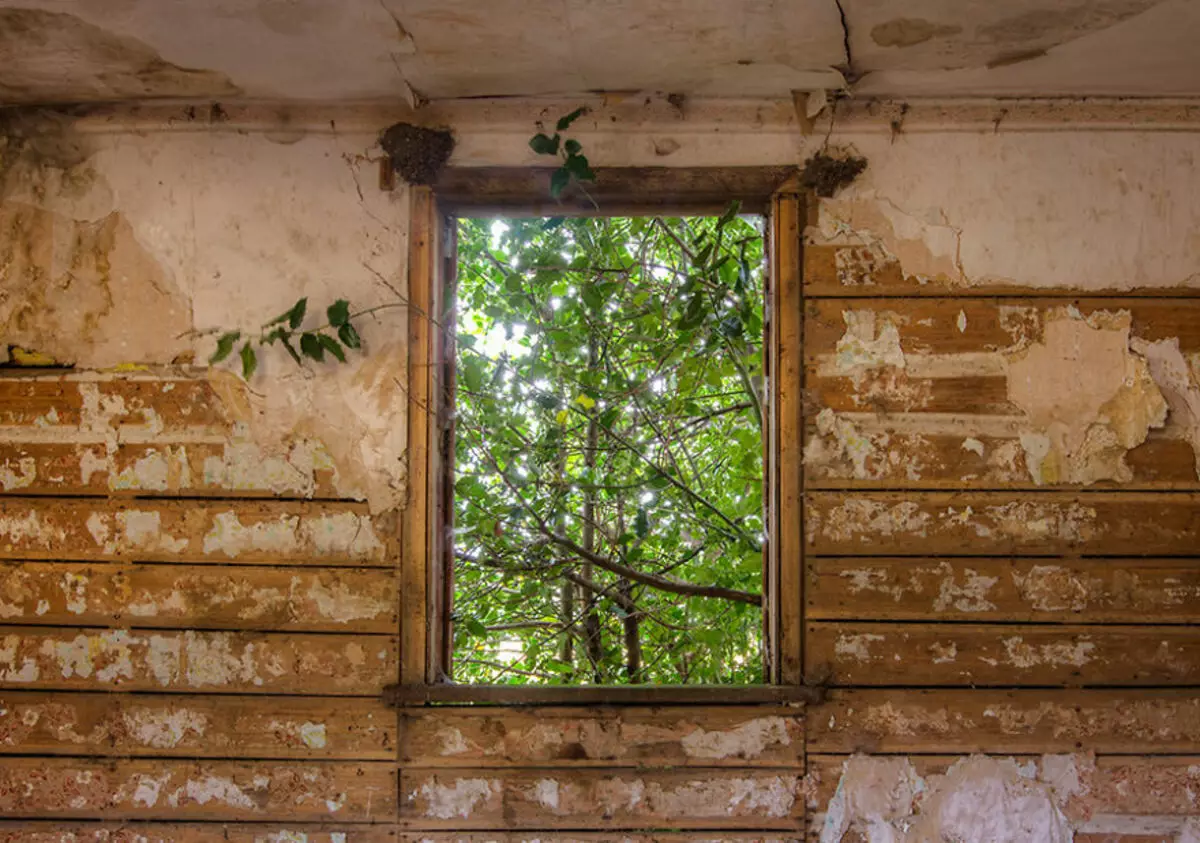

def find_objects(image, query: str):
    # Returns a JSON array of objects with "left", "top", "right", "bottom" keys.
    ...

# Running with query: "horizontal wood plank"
[
  {"left": 0, "top": 826, "right": 396, "bottom": 843},
  {"left": 805, "top": 492, "right": 1200, "bottom": 556},
  {"left": 387, "top": 684, "right": 821, "bottom": 706},
  {"left": 434, "top": 166, "right": 793, "bottom": 216},
  {"left": 0, "top": 692, "right": 394, "bottom": 758},
  {"left": 0, "top": 628, "right": 395, "bottom": 694},
  {"left": 804, "top": 428, "right": 1200, "bottom": 490},
  {"left": 806, "top": 557, "right": 1200, "bottom": 622},
  {"left": 398, "top": 769, "right": 804, "bottom": 830},
  {"left": 808, "top": 689, "right": 1200, "bottom": 754},
  {"left": 802, "top": 298, "right": 1200, "bottom": 489},
  {"left": 803, "top": 244, "right": 1200, "bottom": 298},
  {"left": 807, "top": 754, "right": 1200, "bottom": 818},
  {"left": 0, "top": 562, "right": 398, "bottom": 632},
  {"left": 398, "top": 835, "right": 800, "bottom": 842},
  {"left": 804, "top": 298, "right": 1200, "bottom": 361},
  {"left": 807, "top": 622, "right": 1200, "bottom": 687},
  {"left": 0, "top": 377, "right": 229, "bottom": 430},
  {"left": 400, "top": 706, "right": 803, "bottom": 768},
  {"left": 0, "top": 759, "right": 395, "bottom": 821},
  {"left": 0, "top": 499, "right": 391, "bottom": 565},
  {"left": 0, "top": 442, "right": 342, "bottom": 498},
  {"left": 0, "top": 375, "right": 348, "bottom": 498}
]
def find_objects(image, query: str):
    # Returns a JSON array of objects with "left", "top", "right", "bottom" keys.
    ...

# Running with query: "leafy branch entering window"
[{"left": 453, "top": 204, "right": 765, "bottom": 685}]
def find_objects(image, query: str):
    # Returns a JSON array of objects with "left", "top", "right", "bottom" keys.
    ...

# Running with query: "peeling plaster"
[
  {"left": 0, "top": 122, "right": 409, "bottom": 514},
  {"left": 416, "top": 777, "right": 496, "bottom": 819},
  {"left": 679, "top": 717, "right": 792, "bottom": 760},
  {"left": 1007, "top": 308, "right": 1168, "bottom": 484},
  {"left": 819, "top": 754, "right": 1079, "bottom": 843}
]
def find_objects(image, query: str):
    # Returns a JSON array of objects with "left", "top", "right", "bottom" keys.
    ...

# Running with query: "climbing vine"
[
  {"left": 208, "top": 297, "right": 363, "bottom": 379},
  {"left": 529, "top": 107, "right": 595, "bottom": 198}
]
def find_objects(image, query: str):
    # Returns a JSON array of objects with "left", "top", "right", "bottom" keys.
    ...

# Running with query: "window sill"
[{"left": 382, "top": 682, "right": 823, "bottom": 708}]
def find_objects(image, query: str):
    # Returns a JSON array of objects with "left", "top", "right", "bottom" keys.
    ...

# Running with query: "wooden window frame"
[{"left": 397, "top": 166, "right": 808, "bottom": 704}]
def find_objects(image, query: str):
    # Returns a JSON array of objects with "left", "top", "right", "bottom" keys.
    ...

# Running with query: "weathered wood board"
[
  {"left": 808, "top": 689, "right": 1200, "bottom": 754},
  {"left": 0, "top": 759, "right": 396, "bottom": 821},
  {"left": 0, "top": 825, "right": 398, "bottom": 843},
  {"left": 803, "top": 244, "right": 1200, "bottom": 299},
  {"left": 807, "top": 622, "right": 1200, "bottom": 686},
  {"left": 0, "top": 627, "right": 395, "bottom": 694},
  {"left": 0, "top": 375, "right": 344, "bottom": 498},
  {"left": 0, "top": 499, "right": 391, "bottom": 565},
  {"left": 398, "top": 769, "right": 805, "bottom": 830},
  {"left": 0, "top": 692, "right": 394, "bottom": 758},
  {"left": 802, "top": 297, "right": 1200, "bottom": 489},
  {"left": 398, "top": 836, "right": 801, "bottom": 842},
  {"left": 805, "top": 491, "right": 1200, "bottom": 556},
  {"left": 806, "top": 557, "right": 1200, "bottom": 622},
  {"left": 0, "top": 442, "right": 343, "bottom": 498},
  {"left": 0, "top": 377, "right": 228, "bottom": 430},
  {"left": 807, "top": 754, "right": 1200, "bottom": 817},
  {"left": 0, "top": 562, "right": 398, "bottom": 632},
  {"left": 400, "top": 706, "right": 804, "bottom": 768}
]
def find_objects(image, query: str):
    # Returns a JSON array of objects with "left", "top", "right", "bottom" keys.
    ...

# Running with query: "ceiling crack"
[{"left": 832, "top": 0, "right": 861, "bottom": 86}]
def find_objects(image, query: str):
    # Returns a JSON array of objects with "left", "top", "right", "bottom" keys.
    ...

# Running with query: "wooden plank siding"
[
  {"left": 0, "top": 498, "right": 391, "bottom": 565},
  {"left": 0, "top": 692, "right": 394, "bottom": 758},
  {"left": 807, "top": 556, "right": 1200, "bottom": 623},
  {"left": 808, "top": 689, "right": 1200, "bottom": 755},
  {"left": 0, "top": 562, "right": 398, "bottom": 632},
  {"left": 0, "top": 826, "right": 399, "bottom": 843},
  {"left": 0, "top": 758, "right": 396, "bottom": 821},
  {"left": 799, "top": 257, "right": 1200, "bottom": 840},
  {"left": 0, "top": 374, "right": 346, "bottom": 498},
  {"left": 808, "top": 622, "right": 1200, "bottom": 687},
  {"left": 400, "top": 706, "right": 804, "bottom": 768},
  {"left": 805, "top": 755, "right": 1200, "bottom": 843},
  {"left": 802, "top": 297, "right": 1200, "bottom": 490},
  {"left": 805, "top": 491, "right": 1200, "bottom": 556},
  {"left": 0, "top": 365, "right": 406, "bottom": 828},
  {"left": 0, "top": 627, "right": 395, "bottom": 694},
  {"left": 399, "top": 768, "right": 804, "bottom": 830}
]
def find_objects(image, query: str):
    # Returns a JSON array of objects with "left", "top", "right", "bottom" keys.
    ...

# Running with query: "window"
[
  {"left": 398, "top": 168, "right": 803, "bottom": 695},
  {"left": 453, "top": 212, "right": 765, "bottom": 685}
]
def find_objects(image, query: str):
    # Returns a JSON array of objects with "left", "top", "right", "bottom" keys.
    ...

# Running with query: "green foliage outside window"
[{"left": 452, "top": 207, "right": 766, "bottom": 685}]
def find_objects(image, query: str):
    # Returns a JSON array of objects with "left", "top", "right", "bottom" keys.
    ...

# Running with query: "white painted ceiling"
[{"left": 0, "top": 0, "right": 1196, "bottom": 104}]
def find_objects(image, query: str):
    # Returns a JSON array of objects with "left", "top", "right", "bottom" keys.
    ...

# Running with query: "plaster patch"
[
  {"left": 933, "top": 565, "right": 999, "bottom": 613},
  {"left": 417, "top": 777, "right": 496, "bottom": 819},
  {"left": 835, "top": 633, "right": 885, "bottom": 664},
  {"left": 1007, "top": 309, "right": 1167, "bottom": 484},
  {"left": 123, "top": 706, "right": 209, "bottom": 749},
  {"left": 1003, "top": 635, "right": 1096, "bottom": 668},
  {"left": 817, "top": 193, "right": 964, "bottom": 286},
  {"left": 680, "top": 717, "right": 792, "bottom": 759},
  {"left": 1132, "top": 336, "right": 1200, "bottom": 479},
  {"left": 819, "top": 754, "right": 1078, "bottom": 843}
]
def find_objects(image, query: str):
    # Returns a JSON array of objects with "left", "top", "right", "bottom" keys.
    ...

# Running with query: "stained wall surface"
[{"left": 0, "top": 103, "right": 1198, "bottom": 840}]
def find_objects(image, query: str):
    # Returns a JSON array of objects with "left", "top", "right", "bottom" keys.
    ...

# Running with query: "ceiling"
[{"left": 0, "top": 0, "right": 1196, "bottom": 105}]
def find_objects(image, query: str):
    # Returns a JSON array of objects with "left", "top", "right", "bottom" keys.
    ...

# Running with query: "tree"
[{"left": 453, "top": 208, "right": 765, "bottom": 685}]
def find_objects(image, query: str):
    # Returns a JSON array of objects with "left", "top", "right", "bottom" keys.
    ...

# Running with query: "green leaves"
[
  {"left": 549, "top": 168, "right": 571, "bottom": 199},
  {"left": 327, "top": 299, "right": 350, "bottom": 327},
  {"left": 556, "top": 107, "right": 587, "bottom": 131},
  {"left": 529, "top": 133, "right": 560, "bottom": 156},
  {"left": 239, "top": 342, "right": 257, "bottom": 380},
  {"left": 529, "top": 108, "right": 596, "bottom": 202},
  {"left": 209, "top": 331, "right": 240, "bottom": 364},
  {"left": 208, "top": 296, "right": 361, "bottom": 380},
  {"left": 300, "top": 332, "right": 324, "bottom": 362},
  {"left": 338, "top": 323, "right": 361, "bottom": 349},
  {"left": 268, "top": 298, "right": 307, "bottom": 330}
]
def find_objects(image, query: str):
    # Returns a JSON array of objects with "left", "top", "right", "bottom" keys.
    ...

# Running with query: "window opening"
[{"left": 450, "top": 210, "right": 767, "bottom": 685}]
